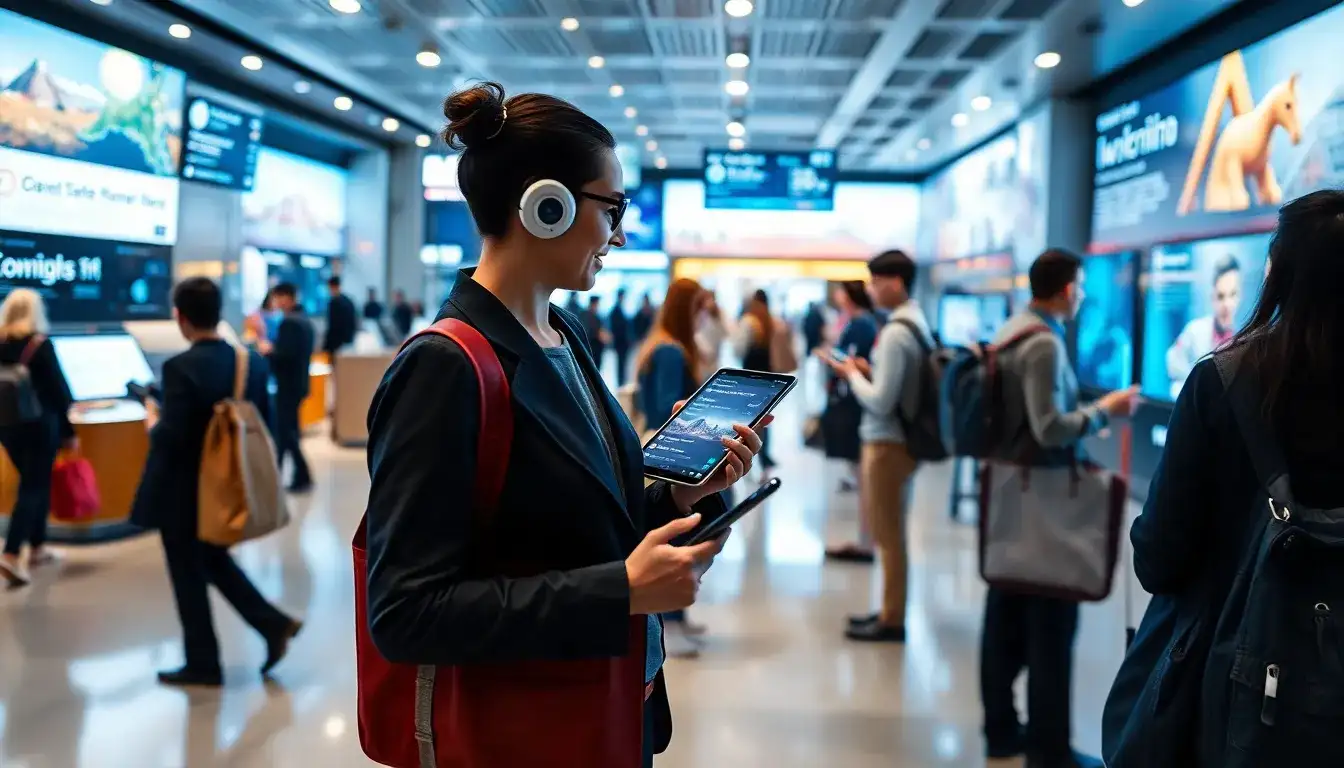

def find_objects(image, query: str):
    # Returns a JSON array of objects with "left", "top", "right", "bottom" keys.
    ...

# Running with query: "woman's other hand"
[{"left": 626, "top": 514, "right": 729, "bottom": 615}]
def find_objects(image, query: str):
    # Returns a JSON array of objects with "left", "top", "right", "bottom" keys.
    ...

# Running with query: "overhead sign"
[
  {"left": 0, "top": 228, "right": 172, "bottom": 322},
  {"left": 182, "top": 95, "right": 263, "bottom": 190},
  {"left": 702, "top": 149, "right": 836, "bottom": 211}
]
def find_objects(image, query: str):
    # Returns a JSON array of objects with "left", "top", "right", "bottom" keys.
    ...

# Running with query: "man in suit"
[
  {"left": 323, "top": 276, "right": 358, "bottom": 357},
  {"left": 580, "top": 295, "right": 609, "bottom": 372},
  {"left": 264, "top": 282, "right": 316, "bottom": 493},
  {"left": 608, "top": 288, "right": 632, "bottom": 386},
  {"left": 362, "top": 287, "right": 384, "bottom": 324},
  {"left": 130, "top": 277, "right": 302, "bottom": 687}
]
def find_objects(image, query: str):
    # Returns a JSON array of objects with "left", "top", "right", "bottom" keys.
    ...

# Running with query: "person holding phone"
[{"left": 364, "top": 82, "right": 767, "bottom": 768}]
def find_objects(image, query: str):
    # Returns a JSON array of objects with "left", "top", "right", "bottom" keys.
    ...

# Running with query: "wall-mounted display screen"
[
  {"left": 1141, "top": 233, "right": 1272, "bottom": 401},
  {"left": 938, "top": 294, "right": 984, "bottom": 348},
  {"left": 1091, "top": 4, "right": 1344, "bottom": 250},
  {"left": 0, "top": 8, "right": 185, "bottom": 245},
  {"left": 622, "top": 182, "right": 663, "bottom": 252},
  {"left": 663, "top": 180, "right": 918, "bottom": 259},
  {"left": 241, "top": 147, "right": 347, "bottom": 256},
  {"left": 703, "top": 149, "right": 836, "bottom": 211},
  {"left": 241, "top": 246, "right": 336, "bottom": 318},
  {"left": 1076, "top": 251, "right": 1137, "bottom": 392},
  {"left": 421, "top": 153, "right": 463, "bottom": 202},
  {"left": 50, "top": 333, "right": 155, "bottom": 402},
  {"left": 181, "top": 94, "right": 262, "bottom": 190},
  {"left": 0, "top": 228, "right": 171, "bottom": 322}
]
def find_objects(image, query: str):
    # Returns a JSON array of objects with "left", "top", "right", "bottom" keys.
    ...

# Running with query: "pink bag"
[{"left": 51, "top": 455, "right": 100, "bottom": 522}]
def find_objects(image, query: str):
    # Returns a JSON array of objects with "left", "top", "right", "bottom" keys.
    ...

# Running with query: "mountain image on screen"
[
  {"left": 666, "top": 415, "right": 736, "bottom": 440},
  {"left": 0, "top": 54, "right": 182, "bottom": 177}
]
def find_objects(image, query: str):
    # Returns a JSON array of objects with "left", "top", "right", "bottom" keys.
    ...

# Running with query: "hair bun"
[{"left": 442, "top": 81, "right": 507, "bottom": 150}]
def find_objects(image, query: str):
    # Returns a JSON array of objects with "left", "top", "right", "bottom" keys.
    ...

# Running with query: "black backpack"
[
  {"left": 1201, "top": 348, "right": 1344, "bottom": 766},
  {"left": 937, "top": 325, "right": 1048, "bottom": 458},
  {"left": 0, "top": 335, "right": 44, "bottom": 428},
  {"left": 889, "top": 318, "right": 948, "bottom": 461}
]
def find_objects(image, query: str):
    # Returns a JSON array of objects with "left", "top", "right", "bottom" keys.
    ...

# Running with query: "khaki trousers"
[{"left": 860, "top": 441, "right": 918, "bottom": 626}]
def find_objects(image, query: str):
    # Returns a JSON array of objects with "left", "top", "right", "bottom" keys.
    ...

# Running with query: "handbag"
[
  {"left": 352, "top": 318, "right": 647, "bottom": 768},
  {"left": 50, "top": 451, "right": 100, "bottom": 522},
  {"left": 977, "top": 460, "right": 1127, "bottom": 601}
]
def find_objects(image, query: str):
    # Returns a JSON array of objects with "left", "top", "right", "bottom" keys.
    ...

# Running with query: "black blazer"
[
  {"left": 363, "top": 272, "right": 726, "bottom": 754},
  {"left": 130, "top": 339, "right": 271, "bottom": 534},
  {"left": 0, "top": 334, "right": 74, "bottom": 441},
  {"left": 323, "top": 293, "right": 358, "bottom": 354},
  {"left": 270, "top": 311, "right": 314, "bottom": 402}
]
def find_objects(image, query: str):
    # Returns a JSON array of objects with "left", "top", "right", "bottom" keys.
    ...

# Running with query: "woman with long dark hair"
[
  {"left": 1105, "top": 191, "right": 1344, "bottom": 766},
  {"left": 363, "top": 82, "right": 767, "bottom": 767}
]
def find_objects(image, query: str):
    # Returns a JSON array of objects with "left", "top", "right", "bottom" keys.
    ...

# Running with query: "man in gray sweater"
[
  {"left": 823, "top": 250, "right": 930, "bottom": 643},
  {"left": 981, "top": 249, "right": 1137, "bottom": 768}
]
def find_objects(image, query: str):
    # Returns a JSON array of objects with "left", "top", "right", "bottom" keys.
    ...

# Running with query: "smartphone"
[
  {"left": 126, "top": 381, "right": 158, "bottom": 403},
  {"left": 829, "top": 348, "right": 850, "bottom": 363},
  {"left": 677, "top": 478, "right": 781, "bottom": 546},
  {"left": 642, "top": 368, "right": 796, "bottom": 487}
]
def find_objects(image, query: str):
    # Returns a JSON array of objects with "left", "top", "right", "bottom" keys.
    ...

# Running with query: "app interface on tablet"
[{"left": 644, "top": 373, "right": 789, "bottom": 480}]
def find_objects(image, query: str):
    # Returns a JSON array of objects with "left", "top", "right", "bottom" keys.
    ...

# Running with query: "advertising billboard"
[
  {"left": 241, "top": 147, "right": 347, "bottom": 256},
  {"left": 1091, "top": 4, "right": 1344, "bottom": 250},
  {"left": 0, "top": 8, "right": 185, "bottom": 245},
  {"left": 0, "top": 228, "right": 172, "bottom": 322},
  {"left": 1075, "top": 251, "right": 1137, "bottom": 392}
]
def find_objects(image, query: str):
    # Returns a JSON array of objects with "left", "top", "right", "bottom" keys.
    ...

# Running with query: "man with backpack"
[
  {"left": 979, "top": 250, "right": 1137, "bottom": 768},
  {"left": 822, "top": 249, "right": 932, "bottom": 643}
]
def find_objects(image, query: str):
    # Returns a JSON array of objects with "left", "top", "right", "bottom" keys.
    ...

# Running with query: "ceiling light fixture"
[
  {"left": 168, "top": 23, "right": 191, "bottom": 39},
  {"left": 329, "top": 0, "right": 362, "bottom": 13},
  {"left": 645, "top": 140, "right": 658, "bottom": 151},
  {"left": 294, "top": 80, "right": 312, "bottom": 94},
  {"left": 724, "top": 79, "right": 749, "bottom": 97},
  {"left": 240, "top": 55, "right": 263, "bottom": 71},
  {"left": 728, "top": 137, "right": 746, "bottom": 151},
  {"left": 382, "top": 117, "right": 400, "bottom": 132},
  {"left": 609, "top": 84, "right": 624, "bottom": 97},
  {"left": 1034, "top": 51, "right": 1062, "bottom": 69},
  {"left": 334, "top": 95, "right": 354, "bottom": 111},
  {"left": 726, "top": 121, "right": 746, "bottom": 137},
  {"left": 89, "top": 0, "right": 113, "bottom": 5},
  {"left": 724, "top": 0, "right": 754, "bottom": 18},
  {"left": 416, "top": 134, "right": 432, "bottom": 148},
  {"left": 655, "top": 157, "right": 668, "bottom": 170},
  {"left": 624, "top": 106, "right": 638, "bottom": 118},
  {"left": 1122, "top": 0, "right": 1145, "bottom": 6},
  {"left": 951, "top": 113, "right": 969, "bottom": 127},
  {"left": 726, "top": 52, "right": 750, "bottom": 68},
  {"left": 916, "top": 138, "right": 932, "bottom": 150},
  {"left": 416, "top": 47, "right": 441, "bottom": 68},
  {"left": 636, "top": 125, "right": 649, "bottom": 136},
  {"left": 588, "top": 55, "right": 606, "bottom": 69},
  {"left": 561, "top": 17, "right": 580, "bottom": 31},
  {"left": 971, "top": 95, "right": 992, "bottom": 111}
]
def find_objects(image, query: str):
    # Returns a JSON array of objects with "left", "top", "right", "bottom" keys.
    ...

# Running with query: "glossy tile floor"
[{"left": 0, "top": 397, "right": 1138, "bottom": 767}]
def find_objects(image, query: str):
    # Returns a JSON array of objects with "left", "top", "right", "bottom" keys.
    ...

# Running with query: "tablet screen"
[
  {"left": 50, "top": 334, "right": 155, "bottom": 402},
  {"left": 643, "top": 369, "right": 793, "bottom": 484}
]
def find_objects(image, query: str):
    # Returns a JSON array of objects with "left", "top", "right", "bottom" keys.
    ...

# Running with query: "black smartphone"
[
  {"left": 677, "top": 478, "right": 781, "bottom": 547},
  {"left": 126, "top": 381, "right": 159, "bottom": 403}
]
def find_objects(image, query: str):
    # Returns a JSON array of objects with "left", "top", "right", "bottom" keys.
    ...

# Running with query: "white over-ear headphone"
[{"left": 518, "top": 179, "right": 575, "bottom": 239}]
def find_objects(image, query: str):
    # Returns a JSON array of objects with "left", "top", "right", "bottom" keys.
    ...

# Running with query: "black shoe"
[
  {"left": 825, "top": 545, "right": 875, "bottom": 564},
  {"left": 158, "top": 666, "right": 223, "bottom": 687},
  {"left": 287, "top": 480, "right": 314, "bottom": 494},
  {"left": 262, "top": 619, "right": 304, "bottom": 676},
  {"left": 845, "top": 621, "right": 906, "bottom": 643},
  {"left": 847, "top": 612, "right": 880, "bottom": 628},
  {"left": 985, "top": 726, "right": 1026, "bottom": 760}
]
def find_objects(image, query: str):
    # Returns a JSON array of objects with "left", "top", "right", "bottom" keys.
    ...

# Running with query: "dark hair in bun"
[{"left": 441, "top": 81, "right": 617, "bottom": 239}]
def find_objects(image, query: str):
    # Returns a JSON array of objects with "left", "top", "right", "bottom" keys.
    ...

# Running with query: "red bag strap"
[
  {"left": 18, "top": 334, "right": 44, "bottom": 367},
  {"left": 400, "top": 319, "right": 513, "bottom": 514}
]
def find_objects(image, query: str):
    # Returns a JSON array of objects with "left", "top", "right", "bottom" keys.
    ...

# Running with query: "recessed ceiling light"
[
  {"left": 726, "top": 52, "right": 750, "bottom": 68},
  {"left": 416, "top": 49, "right": 441, "bottom": 68},
  {"left": 588, "top": 55, "right": 606, "bottom": 69},
  {"left": 382, "top": 117, "right": 400, "bottom": 132},
  {"left": 971, "top": 95, "right": 992, "bottom": 111},
  {"left": 636, "top": 125, "right": 649, "bottom": 136},
  {"left": 561, "top": 17, "right": 580, "bottom": 31},
  {"left": 624, "top": 106, "right": 638, "bottom": 118},
  {"left": 168, "top": 23, "right": 191, "bottom": 39},
  {"left": 726, "top": 121, "right": 745, "bottom": 137},
  {"left": 415, "top": 134, "right": 432, "bottom": 148},
  {"left": 645, "top": 140, "right": 658, "bottom": 151},
  {"left": 294, "top": 80, "right": 312, "bottom": 94},
  {"left": 1123, "top": 0, "right": 1145, "bottom": 6},
  {"left": 917, "top": 138, "right": 932, "bottom": 150},
  {"left": 609, "top": 84, "right": 624, "bottom": 97},
  {"left": 951, "top": 113, "right": 969, "bottom": 127},
  {"left": 240, "top": 55, "right": 263, "bottom": 71},
  {"left": 89, "top": 0, "right": 113, "bottom": 5},
  {"left": 724, "top": 0, "right": 754, "bottom": 18},
  {"left": 728, "top": 137, "right": 746, "bottom": 151},
  {"left": 329, "top": 0, "right": 361, "bottom": 13},
  {"left": 1034, "top": 51, "right": 1062, "bottom": 69},
  {"left": 655, "top": 157, "right": 668, "bottom": 170},
  {"left": 724, "top": 79, "right": 749, "bottom": 97},
  {"left": 334, "top": 95, "right": 353, "bottom": 111}
]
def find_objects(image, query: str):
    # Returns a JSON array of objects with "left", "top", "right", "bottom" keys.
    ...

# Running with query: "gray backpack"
[{"left": 0, "top": 335, "right": 44, "bottom": 427}]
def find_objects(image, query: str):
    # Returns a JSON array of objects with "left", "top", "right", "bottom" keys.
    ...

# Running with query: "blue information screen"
[
  {"left": 703, "top": 149, "right": 837, "bottom": 211},
  {"left": 182, "top": 96, "right": 263, "bottom": 190}
]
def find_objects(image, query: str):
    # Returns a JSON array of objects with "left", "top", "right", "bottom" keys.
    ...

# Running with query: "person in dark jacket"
[
  {"left": 0, "top": 289, "right": 76, "bottom": 587},
  {"left": 390, "top": 289, "right": 414, "bottom": 340},
  {"left": 364, "top": 82, "right": 766, "bottom": 768},
  {"left": 362, "top": 287, "right": 384, "bottom": 323},
  {"left": 130, "top": 278, "right": 301, "bottom": 686},
  {"left": 581, "top": 294, "right": 609, "bottom": 369},
  {"left": 609, "top": 288, "right": 632, "bottom": 386},
  {"left": 1106, "top": 191, "right": 1341, "bottom": 766},
  {"left": 322, "top": 276, "right": 357, "bottom": 356},
  {"left": 632, "top": 293, "right": 655, "bottom": 343},
  {"left": 264, "top": 283, "right": 315, "bottom": 493}
]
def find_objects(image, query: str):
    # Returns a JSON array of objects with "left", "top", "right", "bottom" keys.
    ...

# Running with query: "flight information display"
[
  {"left": 181, "top": 95, "right": 263, "bottom": 190},
  {"left": 703, "top": 149, "right": 837, "bottom": 211}
]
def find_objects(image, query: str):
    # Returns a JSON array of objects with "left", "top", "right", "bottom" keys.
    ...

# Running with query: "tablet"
[
  {"left": 678, "top": 478, "right": 781, "bottom": 547},
  {"left": 50, "top": 333, "right": 156, "bottom": 402},
  {"left": 642, "top": 368, "right": 796, "bottom": 486}
]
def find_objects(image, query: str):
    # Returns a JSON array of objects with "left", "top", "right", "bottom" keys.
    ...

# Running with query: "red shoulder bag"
[{"left": 352, "top": 319, "right": 647, "bottom": 768}]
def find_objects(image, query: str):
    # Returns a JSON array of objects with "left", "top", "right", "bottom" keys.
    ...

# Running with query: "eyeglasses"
[{"left": 580, "top": 192, "right": 629, "bottom": 232}]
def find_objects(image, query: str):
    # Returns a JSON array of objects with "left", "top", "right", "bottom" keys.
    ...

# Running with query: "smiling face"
[{"left": 533, "top": 149, "right": 627, "bottom": 292}]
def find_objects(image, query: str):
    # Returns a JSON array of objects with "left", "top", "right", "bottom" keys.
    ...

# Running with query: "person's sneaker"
[
  {"left": 0, "top": 558, "right": 30, "bottom": 587},
  {"left": 663, "top": 622, "right": 700, "bottom": 659},
  {"left": 157, "top": 666, "right": 224, "bottom": 687},
  {"left": 844, "top": 622, "right": 906, "bottom": 643},
  {"left": 28, "top": 549, "right": 61, "bottom": 567},
  {"left": 847, "top": 612, "right": 880, "bottom": 628},
  {"left": 287, "top": 481, "right": 314, "bottom": 495},
  {"left": 262, "top": 619, "right": 304, "bottom": 676},
  {"left": 824, "top": 544, "right": 875, "bottom": 564}
]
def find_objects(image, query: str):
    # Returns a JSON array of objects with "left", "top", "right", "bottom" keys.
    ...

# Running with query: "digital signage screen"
[
  {"left": 703, "top": 149, "right": 836, "bottom": 211},
  {"left": 0, "top": 229, "right": 172, "bottom": 322},
  {"left": 938, "top": 294, "right": 983, "bottom": 348},
  {"left": 1141, "top": 233, "right": 1272, "bottom": 401},
  {"left": 241, "top": 147, "right": 347, "bottom": 256},
  {"left": 1091, "top": 4, "right": 1344, "bottom": 250},
  {"left": 622, "top": 182, "right": 663, "bottom": 252},
  {"left": 1075, "top": 251, "right": 1137, "bottom": 392},
  {"left": 182, "top": 94, "right": 262, "bottom": 190},
  {"left": 0, "top": 8, "right": 185, "bottom": 245}
]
